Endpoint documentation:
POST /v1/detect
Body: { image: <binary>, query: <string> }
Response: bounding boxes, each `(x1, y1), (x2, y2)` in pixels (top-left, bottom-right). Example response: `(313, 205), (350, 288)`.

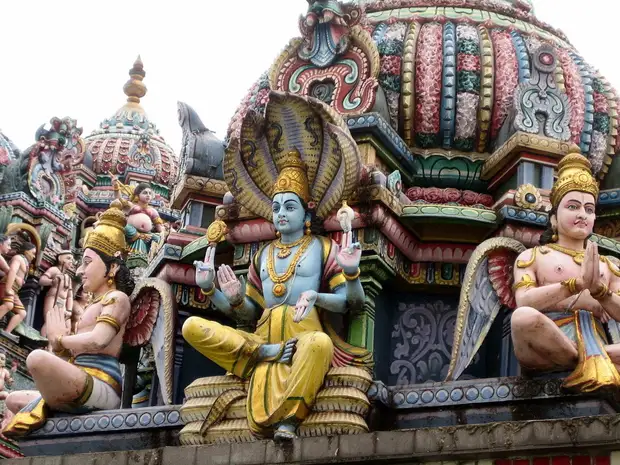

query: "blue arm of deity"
(315, 279), (365, 314)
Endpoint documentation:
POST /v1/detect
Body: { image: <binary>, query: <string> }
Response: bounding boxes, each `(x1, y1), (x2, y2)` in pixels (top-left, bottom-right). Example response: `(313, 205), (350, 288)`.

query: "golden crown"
(83, 207), (128, 258)
(550, 150), (599, 208)
(272, 149), (311, 204)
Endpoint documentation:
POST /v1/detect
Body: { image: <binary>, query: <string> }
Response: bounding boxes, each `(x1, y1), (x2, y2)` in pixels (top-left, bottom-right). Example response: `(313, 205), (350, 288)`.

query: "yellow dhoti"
(182, 304), (333, 434)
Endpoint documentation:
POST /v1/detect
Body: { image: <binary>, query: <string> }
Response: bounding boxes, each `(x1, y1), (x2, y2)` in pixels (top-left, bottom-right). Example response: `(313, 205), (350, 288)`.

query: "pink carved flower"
(478, 194), (494, 207)
(462, 190), (479, 205)
(444, 188), (462, 203)
(423, 187), (443, 203)
(406, 186), (424, 201)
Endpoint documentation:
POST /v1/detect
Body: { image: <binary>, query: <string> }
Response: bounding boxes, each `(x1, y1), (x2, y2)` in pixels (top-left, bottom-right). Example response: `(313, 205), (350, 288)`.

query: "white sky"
(0, 0), (618, 155)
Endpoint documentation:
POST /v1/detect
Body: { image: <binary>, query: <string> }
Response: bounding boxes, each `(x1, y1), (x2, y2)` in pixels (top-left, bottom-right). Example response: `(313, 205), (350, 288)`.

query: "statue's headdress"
(272, 149), (311, 204)
(83, 207), (128, 257)
(550, 149), (599, 208)
(224, 91), (361, 220)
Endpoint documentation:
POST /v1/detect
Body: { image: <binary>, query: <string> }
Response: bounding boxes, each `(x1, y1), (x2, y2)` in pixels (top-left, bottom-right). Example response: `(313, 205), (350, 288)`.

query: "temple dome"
(83, 57), (178, 186)
(232, 0), (619, 183)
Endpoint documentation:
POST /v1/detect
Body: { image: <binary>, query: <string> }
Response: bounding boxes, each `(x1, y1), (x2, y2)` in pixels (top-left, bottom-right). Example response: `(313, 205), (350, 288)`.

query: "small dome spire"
(123, 55), (147, 107)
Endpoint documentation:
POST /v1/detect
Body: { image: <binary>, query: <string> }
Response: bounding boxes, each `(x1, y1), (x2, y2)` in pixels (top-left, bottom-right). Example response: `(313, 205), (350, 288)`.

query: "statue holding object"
(182, 91), (371, 441)
(2, 207), (154, 437)
(111, 177), (163, 257)
(0, 242), (37, 334)
(447, 149), (620, 393)
(39, 250), (75, 338)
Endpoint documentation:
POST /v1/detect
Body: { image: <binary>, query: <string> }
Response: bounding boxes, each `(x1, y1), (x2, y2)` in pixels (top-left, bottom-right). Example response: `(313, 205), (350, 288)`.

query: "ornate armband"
(200, 285), (216, 297)
(514, 274), (536, 291)
(96, 315), (121, 333)
(591, 284), (612, 300)
(343, 268), (361, 281)
(516, 247), (537, 269)
(560, 278), (579, 295)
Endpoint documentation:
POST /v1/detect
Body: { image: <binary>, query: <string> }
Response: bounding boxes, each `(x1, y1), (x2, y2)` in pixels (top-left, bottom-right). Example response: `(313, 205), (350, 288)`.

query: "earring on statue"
(552, 228), (558, 242)
(107, 274), (115, 287)
(304, 220), (311, 236)
(276, 231), (281, 238)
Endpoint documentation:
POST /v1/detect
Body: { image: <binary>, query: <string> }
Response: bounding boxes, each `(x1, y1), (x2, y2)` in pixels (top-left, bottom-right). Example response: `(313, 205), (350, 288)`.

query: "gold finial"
(550, 147), (599, 208)
(83, 207), (128, 258)
(206, 220), (228, 246)
(123, 55), (147, 105)
(272, 149), (311, 204)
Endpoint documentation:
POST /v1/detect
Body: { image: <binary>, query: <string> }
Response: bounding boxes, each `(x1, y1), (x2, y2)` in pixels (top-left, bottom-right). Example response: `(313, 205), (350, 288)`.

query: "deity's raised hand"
(194, 246), (216, 290)
(216, 264), (244, 305)
(335, 231), (361, 275)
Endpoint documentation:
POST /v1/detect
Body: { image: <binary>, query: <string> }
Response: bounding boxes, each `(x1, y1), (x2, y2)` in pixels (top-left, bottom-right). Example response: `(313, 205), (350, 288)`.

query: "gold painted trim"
(516, 246), (537, 269)
(513, 273), (536, 291)
(400, 22), (419, 146)
(476, 26), (494, 153)
(482, 132), (573, 180)
(411, 147), (489, 161)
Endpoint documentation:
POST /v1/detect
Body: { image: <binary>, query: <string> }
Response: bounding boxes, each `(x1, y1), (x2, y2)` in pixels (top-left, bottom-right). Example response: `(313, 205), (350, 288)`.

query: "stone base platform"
(14, 406), (182, 457)
(11, 376), (620, 458)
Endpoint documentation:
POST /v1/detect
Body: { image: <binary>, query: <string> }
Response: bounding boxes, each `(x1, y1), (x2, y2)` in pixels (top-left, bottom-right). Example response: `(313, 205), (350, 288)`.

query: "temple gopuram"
(1, 1), (620, 464)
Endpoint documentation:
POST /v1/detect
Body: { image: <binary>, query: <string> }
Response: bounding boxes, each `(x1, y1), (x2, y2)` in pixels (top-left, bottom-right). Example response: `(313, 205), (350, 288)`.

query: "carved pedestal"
(179, 367), (372, 445)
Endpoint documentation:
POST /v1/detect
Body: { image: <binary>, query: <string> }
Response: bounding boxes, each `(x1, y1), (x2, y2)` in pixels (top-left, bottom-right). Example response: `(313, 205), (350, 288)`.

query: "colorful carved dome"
(233, 0), (619, 182)
(83, 57), (178, 186)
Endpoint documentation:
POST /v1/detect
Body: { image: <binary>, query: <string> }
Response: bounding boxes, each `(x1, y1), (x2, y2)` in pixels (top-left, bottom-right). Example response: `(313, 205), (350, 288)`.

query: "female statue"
(2, 207), (135, 437)
(183, 91), (370, 440)
(111, 178), (164, 256)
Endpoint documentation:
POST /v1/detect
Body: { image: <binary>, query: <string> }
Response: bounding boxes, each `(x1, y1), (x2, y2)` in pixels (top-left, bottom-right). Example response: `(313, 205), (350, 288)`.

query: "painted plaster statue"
(0, 235), (12, 277)
(0, 242), (36, 334)
(299, 0), (362, 67)
(111, 178), (164, 256)
(0, 353), (16, 403)
(39, 250), (74, 338)
(2, 207), (137, 437)
(447, 150), (620, 394)
(182, 91), (370, 440)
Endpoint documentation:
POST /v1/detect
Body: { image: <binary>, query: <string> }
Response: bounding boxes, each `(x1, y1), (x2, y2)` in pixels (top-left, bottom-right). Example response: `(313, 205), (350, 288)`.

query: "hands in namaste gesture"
(578, 241), (604, 296)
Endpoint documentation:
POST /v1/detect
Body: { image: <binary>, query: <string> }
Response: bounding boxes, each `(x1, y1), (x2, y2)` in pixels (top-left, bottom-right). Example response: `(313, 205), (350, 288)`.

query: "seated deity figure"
(0, 242), (37, 334)
(2, 207), (135, 437)
(511, 152), (620, 392)
(183, 150), (366, 440)
(39, 250), (74, 338)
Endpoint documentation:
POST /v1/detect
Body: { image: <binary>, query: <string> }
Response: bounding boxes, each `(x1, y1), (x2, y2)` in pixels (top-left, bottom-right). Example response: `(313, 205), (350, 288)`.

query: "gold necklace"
(546, 243), (586, 265)
(274, 235), (307, 259)
(88, 290), (114, 306)
(267, 236), (313, 297)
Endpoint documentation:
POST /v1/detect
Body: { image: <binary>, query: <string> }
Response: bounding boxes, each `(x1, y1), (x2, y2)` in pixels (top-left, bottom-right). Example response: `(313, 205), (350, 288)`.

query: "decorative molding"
(483, 132), (572, 180)
(23, 405), (182, 438)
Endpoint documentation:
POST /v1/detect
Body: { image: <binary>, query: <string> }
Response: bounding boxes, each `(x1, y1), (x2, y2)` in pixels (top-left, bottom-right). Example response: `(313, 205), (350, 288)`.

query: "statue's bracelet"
(344, 268), (361, 281)
(592, 283), (612, 300)
(200, 285), (216, 297)
(230, 299), (244, 310)
(55, 334), (64, 351)
(560, 278), (579, 294)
